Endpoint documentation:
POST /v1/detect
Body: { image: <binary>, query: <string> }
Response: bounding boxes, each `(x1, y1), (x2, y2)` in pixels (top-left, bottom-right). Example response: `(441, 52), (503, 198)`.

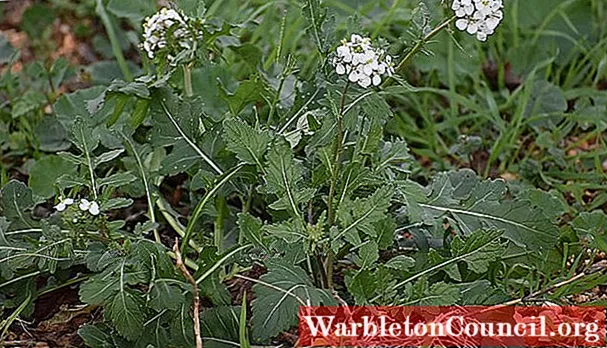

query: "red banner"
(298, 306), (605, 347)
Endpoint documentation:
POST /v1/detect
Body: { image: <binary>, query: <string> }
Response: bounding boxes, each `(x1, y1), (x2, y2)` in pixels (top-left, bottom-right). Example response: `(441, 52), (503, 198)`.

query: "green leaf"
(107, 0), (155, 20)
(524, 80), (567, 120)
(374, 140), (411, 172)
(408, 169), (560, 251)
(97, 172), (138, 189)
(222, 118), (271, 167)
(175, 0), (206, 17)
(56, 174), (89, 190)
(88, 80), (150, 115)
(221, 79), (262, 116)
(105, 290), (145, 341)
(0, 34), (18, 64)
(335, 162), (374, 206)
(78, 324), (129, 348)
(194, 247), (233, 306)
(230, 43), (263, 70)
(355, 241), (379, 269)
(135, 316), (170, 348)
(54, 86), (108, 127)
(149, 280), (185, 312)
(450, 230), (505, 274)
(100, 198), (133, 211)
(28, 156), (77, 199)
(21, 3), (55, 40)
(263, 141), (310, 218)
(69, 117), (100, 155)
(455, 280), (510, 305)
(35, 116), (70, 152)
(154, 99), (223, 175)
(385, 255), (415, 271)
(79, 270), (120, 305)
(170, 303), (195, 347)
(201, 306), (241, 348)
(345, 269), (376, 304)
(11, 91), (47, 118)
(251, 261), (334, 342)
(237, 213), (266, 249)
(0, 180), (36, 230)
(334, 186), (393, 249)
(572, 211), (607, 252)
(160, 143), (199, 176)
(95, 149), (125, 166)
(262, 219), (307, 244)
(412, 282), (461, 306)
(301, 0), (334, 55)
(86, 245), (120, 272)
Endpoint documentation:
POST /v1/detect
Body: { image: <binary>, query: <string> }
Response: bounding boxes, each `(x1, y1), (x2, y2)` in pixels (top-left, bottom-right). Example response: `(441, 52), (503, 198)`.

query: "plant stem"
(214, 196), (227, 253)
(327, 82), (350, 225)
(95, 0), (132, 82)
(325, 82), (350, 289)
(183, 64), (193, 97)
(389, 16), (455, 79)
(121, 132), (160, 243)
(174, 239), (203, 348)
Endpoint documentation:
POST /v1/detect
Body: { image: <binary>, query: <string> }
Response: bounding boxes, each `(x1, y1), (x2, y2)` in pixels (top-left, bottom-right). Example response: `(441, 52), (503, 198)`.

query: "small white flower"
(54, 197), (74, 212)
(452, 0), (474, 17)
(142, 7), (199, 65)
(452, 0), (503, 41)
(332, 34), (395, 88)
(79, 199), (100, 216)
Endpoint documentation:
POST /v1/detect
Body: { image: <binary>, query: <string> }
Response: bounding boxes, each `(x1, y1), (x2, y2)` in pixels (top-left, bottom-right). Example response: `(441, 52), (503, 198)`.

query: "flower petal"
(89, 202), (100, 216)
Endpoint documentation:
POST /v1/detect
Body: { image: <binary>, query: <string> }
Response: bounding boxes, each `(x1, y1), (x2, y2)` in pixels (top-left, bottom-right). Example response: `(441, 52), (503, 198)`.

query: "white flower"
(79, 199), (100, 216)
(332, 34), (395, 88)
(452, 0), (474, 17)
(142, 7), (199, 64)
(54, 197), (74, 212)
(452, 0), (503, 41)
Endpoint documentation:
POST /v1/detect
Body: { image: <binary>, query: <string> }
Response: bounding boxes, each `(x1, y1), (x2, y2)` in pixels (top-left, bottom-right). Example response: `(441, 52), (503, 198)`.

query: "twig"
(174, 238), (203, 348)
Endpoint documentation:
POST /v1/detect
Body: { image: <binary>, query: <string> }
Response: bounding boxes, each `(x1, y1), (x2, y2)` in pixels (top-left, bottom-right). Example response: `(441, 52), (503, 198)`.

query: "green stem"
(121, 132), (160, 243)
(325, 82), (350, 290)
(214, 196), (228, 253)
(267, 60), (290, 126)
(181, 165), (243, 256)
(183, 64), (193, 97)
(96, 0), (132, 82)
(390, 16), (455, 78)
(327, 82), (350, 226)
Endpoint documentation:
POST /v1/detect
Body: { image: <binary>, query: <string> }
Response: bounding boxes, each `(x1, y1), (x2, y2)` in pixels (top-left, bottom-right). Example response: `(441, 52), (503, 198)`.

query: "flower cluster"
(452, 0), (504, 41)
(54, 197), (100, 216)
(332, 35), (395, 88)
(142, 8), (199, 64)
